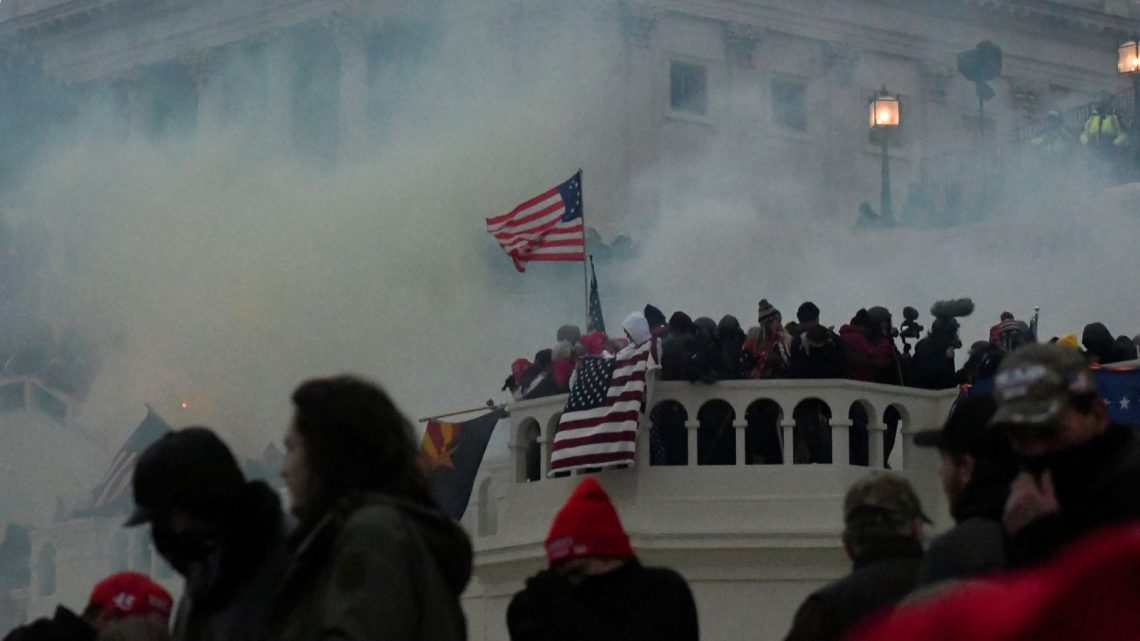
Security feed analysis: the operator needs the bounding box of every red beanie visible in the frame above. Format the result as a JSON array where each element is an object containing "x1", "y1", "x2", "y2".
[
  {"x1": 545, "y1": 477, "x2": 634, "y2": 565},
  {"x1": 88, "y1": 572, "x2": 174, "y2": 622}
]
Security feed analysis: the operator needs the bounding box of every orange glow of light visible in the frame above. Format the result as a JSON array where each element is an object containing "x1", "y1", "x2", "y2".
[{"x1": 180, "y1": 401, "x2": 189, "y2": 409}]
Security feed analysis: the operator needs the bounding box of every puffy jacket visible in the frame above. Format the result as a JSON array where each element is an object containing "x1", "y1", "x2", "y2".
[{"x1": 839, "y1": 325, "x2": 893, "y2": 382}]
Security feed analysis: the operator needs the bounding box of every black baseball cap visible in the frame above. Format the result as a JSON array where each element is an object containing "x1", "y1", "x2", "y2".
[
  {"x1": 124, "y1": 427, "x2": 246, "y2": 527},
  {"x1": 914, "y1": 395, "x2": 998, "y2": 454}
]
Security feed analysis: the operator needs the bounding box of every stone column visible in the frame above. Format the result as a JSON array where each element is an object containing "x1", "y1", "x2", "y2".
[
  {"x1": 185, "y1": 50, "x2": 223, "y2": 135},
  {"x1": 263, "y1": 36, "x2": 295, "y2": 147},
  {"x1": 333, "y1": 18, "x2": 370, "y2": 162}
]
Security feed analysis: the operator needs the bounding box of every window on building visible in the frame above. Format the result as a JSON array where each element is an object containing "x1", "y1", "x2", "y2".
[
  {"x1": 670, "y1": 61, "x2": 708, "y2": 116},
  {"x1": 771, "y1": 79, "x2": 807, "y2": 130}
]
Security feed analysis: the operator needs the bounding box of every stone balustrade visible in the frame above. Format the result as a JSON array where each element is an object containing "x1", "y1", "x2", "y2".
[{"x1": 508, "y1": 372, "x2": 959, "y2": 482}]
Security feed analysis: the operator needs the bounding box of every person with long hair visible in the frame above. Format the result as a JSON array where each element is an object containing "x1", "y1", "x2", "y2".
[{"x1": 264, "y1": 375, "x2": 472, "y2": 641}]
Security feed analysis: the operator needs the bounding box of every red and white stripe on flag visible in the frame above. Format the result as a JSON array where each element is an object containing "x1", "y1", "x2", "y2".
[
  {"x1": 485, "y1": 174, "x2": 584, "y2": 272},
  {"x1": 549, "y1": 339, "x2": 657, "y2": 474}
]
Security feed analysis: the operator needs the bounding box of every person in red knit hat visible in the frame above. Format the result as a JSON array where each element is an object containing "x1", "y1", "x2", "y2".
[{"x1": 506, "y1": 477, "x2": 699, "y2": 641}]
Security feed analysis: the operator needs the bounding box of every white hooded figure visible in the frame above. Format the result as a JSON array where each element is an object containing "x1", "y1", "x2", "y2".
[{"x1": 622, "y1": 311, "x2": 652, "y2": 346}]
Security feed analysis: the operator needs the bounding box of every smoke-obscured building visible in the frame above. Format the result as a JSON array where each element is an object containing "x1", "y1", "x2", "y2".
[
  {"x1": 2, "y1": 0, "x2": 1139, "y2": 636},
  {"x1": 1, "y1": 0, "x2": 1137, "y2": 235}
]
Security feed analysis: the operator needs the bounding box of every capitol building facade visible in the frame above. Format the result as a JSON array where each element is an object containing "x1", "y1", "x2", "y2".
[{"x1": 2, "y1": 1, "x2": 1138, "y2": 639}]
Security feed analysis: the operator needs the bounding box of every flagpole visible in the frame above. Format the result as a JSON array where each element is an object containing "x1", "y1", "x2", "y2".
[
  {"x1": 578, "y1": 169, "x2": 589, "y2": 328},
  {"x1": 417, "y1": 402, "x2": 507, "y2": 423}
]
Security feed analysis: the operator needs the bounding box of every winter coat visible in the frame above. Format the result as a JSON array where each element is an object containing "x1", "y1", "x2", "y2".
[
  {"x1": 1082, "y1": 323, "x2": 1116, "y2": 364},
  {"x1": 838, "y1": 325, "x2": 894, "y2": 383},
  {"x1": 173, "y1": 482, "x2": 290, "y2": 641},
  {"x1": 785, "y1": 536, "x2": 923, "y2": 641},
  {"x1": 507, "y1": 560, "x2": 698, "y2": 641},
  {"x1": 3, "y1": 607, "x2": 93, "y2": 641},
  {"x1": 909, "y1": 336, "x2": 957, "y2": 390},
  {"x1": 788, "y1": 331, "x2": 848, "y2": 380},
  {"x1": 715, "y1": 315, "x2": 749, "y2": 380},
  {"x1": 918, "y1": 481, "x2": 1010, "y2": 586},
  {"x1": 263, "y1": 492, "x2": 472, "y2": 641},
  {"x1": 1010, "y1": 423, "x2": 1140, "y2": 566}
]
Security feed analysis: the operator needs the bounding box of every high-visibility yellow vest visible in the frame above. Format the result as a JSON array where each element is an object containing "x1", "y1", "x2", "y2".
[{"x1": 1080, "y1": 113, "x2": 1129, "y2": 146}]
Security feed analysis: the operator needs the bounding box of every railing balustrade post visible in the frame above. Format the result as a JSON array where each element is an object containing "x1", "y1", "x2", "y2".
[
  {"x1": 781, "y1": 421, "x2": 796, "y2": 465},
  {"x1": 869, "y1": 421, "x2": 886, "y2": 469},
  {"x1": 686, "y1": 420, "x2": 700, "y2": 467},
  {"x1": 735, "y1": 421, "x2": 747, "y2": 466},
  {"x1": 831, "y1": 422, "x2": 852, "y2": 466}
]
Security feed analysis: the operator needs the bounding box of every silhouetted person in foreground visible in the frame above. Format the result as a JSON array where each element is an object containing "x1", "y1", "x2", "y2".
[
  {"x1": 785, "y1": 472, "x2": 927, "y2": 641},
  {"x1": 266, "y1": 375, "x2": 471, "y2": 641},
  {"x1": 126, "y1": 428, "x2": 288, "y2": 641},
  {"x1": 508, "y1": 477, "x2": 699, "y2": 641}
]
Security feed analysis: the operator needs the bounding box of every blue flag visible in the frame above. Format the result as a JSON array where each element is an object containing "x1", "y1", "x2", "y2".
[{"x1": 969, "y1": 366, "x2": 1140, "y2": 426}]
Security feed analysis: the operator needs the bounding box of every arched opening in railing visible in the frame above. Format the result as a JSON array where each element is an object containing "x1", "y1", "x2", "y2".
[
  {"x1": 698, "y1": 399, "x2": 736, "y2": 466},
  {"x1": 848, "y1": 400, "x2": 876, "y2": 466},
  {"x1": 649, "y1": 400, "x2": 688, "y2": 466},
  {"x1": 745, "y1": 399, "x2": 783, "y2": 465},
  {"x1": 793, "y1": 398, "x2": 832, "y2": 464},
  {"x1": 515, "y1": 418, "x2": 541, "y2": 482},
  {"x1": 884, "y1": 403, "x2": 909, "y2": 469}
]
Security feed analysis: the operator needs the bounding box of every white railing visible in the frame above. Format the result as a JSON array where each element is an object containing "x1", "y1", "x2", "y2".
[{"x1": 507, "y1": 372, "x2": 959, "y2": 482}]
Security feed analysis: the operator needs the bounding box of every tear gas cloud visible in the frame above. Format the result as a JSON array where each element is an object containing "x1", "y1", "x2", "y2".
[{"x1": 0, "y1": 1, "x2": 1137, "y2": 527}]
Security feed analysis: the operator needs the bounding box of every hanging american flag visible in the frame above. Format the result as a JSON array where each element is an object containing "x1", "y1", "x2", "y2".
[
  {"x1": 550, "y1": 339, "x2": 656, "y2": 474},
  {"x1": 485, "y1": 172, "x2": 585, "y2": 272},
  {"x1": 90, "y1": 406, "x2": 171, "y2": 514}
]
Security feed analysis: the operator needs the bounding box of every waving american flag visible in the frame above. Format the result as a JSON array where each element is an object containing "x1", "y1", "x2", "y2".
[{"x1": 485, "y1": 172, "x2": 584, "y2": 272}]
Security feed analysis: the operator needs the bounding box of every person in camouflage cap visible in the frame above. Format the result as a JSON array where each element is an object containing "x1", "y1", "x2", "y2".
[
  {"x1": 991, "y1": 343, "x2": 1140, "y2": 566},
  {"x1": 785, "y1": 472, "x2": 927, "y2": 641}
]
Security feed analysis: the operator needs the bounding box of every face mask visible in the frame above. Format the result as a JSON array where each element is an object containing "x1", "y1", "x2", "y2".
[{"x1": 152, "y1": 525, "x2": 215, "y2": 577}]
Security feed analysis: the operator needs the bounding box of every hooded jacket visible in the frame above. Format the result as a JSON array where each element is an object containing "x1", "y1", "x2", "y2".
[
  {"x1": 263, "y1": 492, "x2": 472, "y2": 641},
  {"x1": 839, "y1": 325, "x2": 894, "y2": 383},
  {"x1": 173, "y1": 481, "x2": 290, "y2": 641}
]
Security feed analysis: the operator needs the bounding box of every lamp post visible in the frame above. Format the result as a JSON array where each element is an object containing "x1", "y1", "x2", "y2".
[
  {"x1": 1118, "y1": 33, "x2": 1140, "y2": 154},
  {"x1": 869, "y1": 86, "x2": 901, "y2": 223}
]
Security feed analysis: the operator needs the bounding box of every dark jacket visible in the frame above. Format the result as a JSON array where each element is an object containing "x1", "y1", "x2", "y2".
[
  {"x1": 3, "y1": 607, "x2": 93, "y2": 641},
  {"x1": 174, "y1": 481, "x2": 290, "y2": 641},
  {"x1": 263, "y1": 491, "x2": 472, "y2": 641},
  {"x1": 507, "y1": 559, "x2": 698, "y2": 641},
  {"x1": 788, "y1": 331, "x2": 848, "y2": 380},
  {"x1": 909, "y1": 336, "x2": 957, "y2": 390},
  {"x1": 918, "y1": 481, "x2": 1010, "y2": 585},
  {"x1": 785, "y1": 537, "x2": 923, "y2": 641},
  {"x1": 1010, "y1": 423, "x2": 1140, "y2": 566}
]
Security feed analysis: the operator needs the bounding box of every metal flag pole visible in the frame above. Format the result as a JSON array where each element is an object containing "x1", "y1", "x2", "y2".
[
  {"x1": 417, "y1": 400, "x2": 507, "y2": 423},
  {"x1": 577, "y1": 169, "x2": 589, "y2": 327}
]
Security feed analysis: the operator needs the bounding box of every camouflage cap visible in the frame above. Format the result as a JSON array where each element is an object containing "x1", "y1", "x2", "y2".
[
  {"x1": 843, "y1": 471, "x2": 931, "y2": 524},
  {"x1": 989, "y1": 343, "x2": 1096, "y2": 429}
]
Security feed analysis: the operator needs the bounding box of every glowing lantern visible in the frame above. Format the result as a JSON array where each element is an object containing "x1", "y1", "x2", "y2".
[
  {"x1": 1118, "y1": 35, "x2": 1140, "y2": 75},
  {"x1": 869, "y1": 86, "x2": 900, "y2": 129}
]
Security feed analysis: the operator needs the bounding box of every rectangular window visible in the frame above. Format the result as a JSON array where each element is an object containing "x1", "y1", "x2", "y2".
[
  {"x1": 771, "y1": 79, "x2": 807, "y2": 130},
  {"x1": 670, "y1": 61, "x2": 708, "y2": 116}
]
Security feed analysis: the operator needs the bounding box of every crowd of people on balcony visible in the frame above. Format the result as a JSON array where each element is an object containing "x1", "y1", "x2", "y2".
[{"x1": 503, "y1": 298, "x2": 1139, "y2": 467}]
